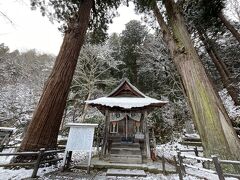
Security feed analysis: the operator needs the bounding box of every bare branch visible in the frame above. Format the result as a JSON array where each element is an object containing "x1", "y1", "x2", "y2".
[{"x1": 0, "y1": 11, "x2": 14, "y2": 25}]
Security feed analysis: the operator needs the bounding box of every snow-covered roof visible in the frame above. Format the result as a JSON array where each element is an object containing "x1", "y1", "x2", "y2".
[
  {"x1": 66, "y1": 123, "x2": 98, "y2": 127},
  {"x1": 86, "y1": 97, "x2": 168, "y2": 109},
  {"x1": 86, "y1": 79, "x2": 168, "y2": 109}
]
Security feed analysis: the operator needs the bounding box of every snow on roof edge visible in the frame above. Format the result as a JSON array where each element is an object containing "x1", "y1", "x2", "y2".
[{"x1": 86, "y1": 97, "x2": 168, "y2": 109}]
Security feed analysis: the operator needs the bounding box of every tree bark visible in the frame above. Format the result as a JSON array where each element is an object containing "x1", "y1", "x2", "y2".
[
  {"x1": 80, "y1": 91, "x2": 91, "y2": 122},
  {"x1": 19, "y1": 0, "x2": 93, "y2": 151},
  {"x1": 153, "y1": 0, "x2": 240, "y2": 168},
  {"x1": 219, "y1": 11, "x2": 240, "y2": 43},
  {"x1": 197, "y1": 28, "x2": 240, "y2": 106}
]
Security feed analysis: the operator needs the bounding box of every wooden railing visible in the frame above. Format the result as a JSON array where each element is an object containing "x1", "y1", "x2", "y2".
[
  {"x1": 0, "y1": 148, "x2": 65, "y2": 178},
  {"x1": 176, "y1": 149, "x2": 240, "y2": 180}
]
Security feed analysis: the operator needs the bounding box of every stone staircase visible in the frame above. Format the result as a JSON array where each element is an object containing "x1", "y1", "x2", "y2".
[{"x1": 109, "y1": 142, "x2": 142, "y2": 164}]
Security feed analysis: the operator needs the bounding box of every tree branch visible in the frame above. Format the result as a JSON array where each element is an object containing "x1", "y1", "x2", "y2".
[{"x1": 0, "y1": 11, "x2": 14, "y2": 25}]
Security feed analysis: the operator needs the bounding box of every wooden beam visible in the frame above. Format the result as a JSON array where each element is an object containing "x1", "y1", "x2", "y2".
[{"x1": 101, "y1": 109, "x2": 110, "y2": 158}]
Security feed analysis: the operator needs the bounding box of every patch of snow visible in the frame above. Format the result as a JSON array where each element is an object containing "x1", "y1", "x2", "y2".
[
  {"x1": 156, "y1": 141, "x2": 238, "y2": 180},
  {"x1": 156, "y1": 141, "x2": 203, "y2": 160},
  {"x1": 184, "y1": 133, "x2": 200, "y2": 139},
  {"x1": 186, "y1": 167, "x2": 238, "y2": 180},
  {"x1": 0, "y1": 148, "x2": 15, "y2": 164},
  {"x1": 57, "y1": 135, "x2": 68, "y2": 141},
  {"x1": 0, "y1": 165, "x2": 60, "y2": 180},
  {"x1": 182, "y1": 155, "x2": 211, "y2": 162},
  {"x1": 0, "y1": 127, "x2": 16, "y2": 132},
  {"x1": 86, "y1": 97, "x2": 168, "y2": 109},
  {"x1": 102, "y1": 173, "x2": 202, "y2": 180},
  {"x1": 219, "y1": 88, "x2": 240, "y2": 119}
]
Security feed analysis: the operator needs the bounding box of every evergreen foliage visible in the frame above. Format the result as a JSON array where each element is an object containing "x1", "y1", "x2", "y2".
[
  {"x1": 119, "y1": 20, "x2": 148, "y2": 85},
  {"x1": 184, "y1": 0, "x2": 225, "y2": 32},
  {"x1": 30, "y1": 0, "x2": 121, "y2": 35}
]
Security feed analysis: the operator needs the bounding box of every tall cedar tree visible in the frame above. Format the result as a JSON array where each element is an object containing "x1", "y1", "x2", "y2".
[
  {"x1": 135, "y1": 0, "x2": 240, "y2": 172},
  {"x1": 19, "y1": 0, "x2": 121, "y2": 152},
  {"x1": 185, "y1": 0, "x2": 240, "y2": 105}
]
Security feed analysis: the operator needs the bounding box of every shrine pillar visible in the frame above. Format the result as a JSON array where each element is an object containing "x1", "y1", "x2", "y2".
[
  {"x1": 101, "y1": 109, "x2": 110, "y2": 158},
  {"x1": 143, "y1": 111, "x2": 151, "y2": 160}
]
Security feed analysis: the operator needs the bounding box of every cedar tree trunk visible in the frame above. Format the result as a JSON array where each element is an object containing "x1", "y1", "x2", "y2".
[
  {"x1": 219, "y1": 11, "x2": 240, "y2": 43},
  {"x1": 197, "y1": 28, "x2": 240, "y2": 106},
  {"x1": 19, "y1": 0, "x2": 93, "y2": 151},
  {"x1": 153, "y1": 0, "x2": 240, "y2": 170}
]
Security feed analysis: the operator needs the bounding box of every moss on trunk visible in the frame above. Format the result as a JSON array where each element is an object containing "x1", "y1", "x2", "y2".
[{"x1": 153, "y1": 0, "x2": 240, "y2": 172}]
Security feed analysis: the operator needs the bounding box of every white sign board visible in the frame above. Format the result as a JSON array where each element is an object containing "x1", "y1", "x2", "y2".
[
  {"x1": 63, "y1": 123, "x2": 98, "y2": 173},
  {"x1": 65, "y1": 123, "x2": 97, "y2": 151}
]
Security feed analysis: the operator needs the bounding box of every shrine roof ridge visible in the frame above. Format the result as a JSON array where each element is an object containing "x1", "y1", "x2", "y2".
[{"x1": 107, "y1": 78, "x2": 146, "y2": 98}]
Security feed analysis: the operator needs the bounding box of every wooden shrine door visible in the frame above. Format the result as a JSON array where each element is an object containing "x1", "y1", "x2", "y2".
[{"x1": 118, "y1": 116, "x2": 134, "y2": 142}]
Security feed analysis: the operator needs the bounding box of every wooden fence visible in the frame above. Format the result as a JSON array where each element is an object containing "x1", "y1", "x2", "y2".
[
  {"x1": 0, "y1": 148, "x2": 65, "y2": 178},
  {"x1": 176, "y1": 148, "x2": 240, "y2": 180}
]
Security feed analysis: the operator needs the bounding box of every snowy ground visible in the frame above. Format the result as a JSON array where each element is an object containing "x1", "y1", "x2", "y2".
[
  {"x1": 0, "y1": 168, "x2": 199, "y2": 180},
  {"x1": 156, "y1": 140, "x2": 238, "y2": 180},
  {"x1": 0, "y1": 165, "x2": 59, "y2": 180},
  {"x1": 156, "y1": 139, "x2": 203, "y2": 160},
  {"x1": 0, "y1": 142, "x2": 238, "y2": 179},
  {"x1": 40, "y1": 169, "x2": 202, "y2": 180}
]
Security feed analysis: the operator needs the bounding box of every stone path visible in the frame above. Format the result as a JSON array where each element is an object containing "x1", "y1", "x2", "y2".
[
  {"x1": 80, "y1": 157, "x2": 176, "y2": 174},
  {"x1": 37, "y1": 168, "x2": 180, "y2": 180},
  {"x1": 36, "y1": 157, "x2": 177, "y2": 179}
]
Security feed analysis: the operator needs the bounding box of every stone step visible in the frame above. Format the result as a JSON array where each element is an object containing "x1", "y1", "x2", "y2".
[
  {"x1": 110, "y1": 157, "x2": 142, "y2": 164},
  {"x1": 110, "y1": 154, "x2": 142, "y2": 164},
  {"x1": 106, "y1": 169, "x2": 146, "y2": 177},
  {"x1": 111, "y1": 143, "x2": 140, "y2": 148},
  {"x1": 110, "y1": 142, "x2": 142, "y2": 164},
  {"x1": 111, "y1": 148, "x2": 141, "y2": 155},
  {"x1": 111, "y1": 147, "x2": 140, "y2": 151},
  {"x1": 110, "y1": 154, "x2": 142, "y2": 158}
]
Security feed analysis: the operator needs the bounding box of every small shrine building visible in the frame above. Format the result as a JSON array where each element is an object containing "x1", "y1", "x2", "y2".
[{"x1": 86, "y1": 79, "x2": 167, "y2": 163}]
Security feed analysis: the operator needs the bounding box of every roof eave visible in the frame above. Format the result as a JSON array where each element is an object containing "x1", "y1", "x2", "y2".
[{"x1": 87, "y1": 101, "x2": 168, "y2": 110}]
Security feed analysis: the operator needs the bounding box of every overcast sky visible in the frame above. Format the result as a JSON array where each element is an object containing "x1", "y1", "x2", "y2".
[
  {"x1": 0, "y1": 0, "x2": 141, "y2": 55},
  {"x1": 1, "y1": 0, "x2": 238, "y2": 55}
]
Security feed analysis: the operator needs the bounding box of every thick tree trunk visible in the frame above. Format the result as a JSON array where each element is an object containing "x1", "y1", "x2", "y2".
[
  {"x1": 219, "y1": 11, "x2": 240, "y2": 43},
  {"x1": 197, "y1": 28, "x2": 240, "y2": 106},
  {"x1": 153, "y1": 0, "x2": 240, "y2": 167},
  {"x1": 19, "y1": 0, "x2": 93, "y2": 151}
]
